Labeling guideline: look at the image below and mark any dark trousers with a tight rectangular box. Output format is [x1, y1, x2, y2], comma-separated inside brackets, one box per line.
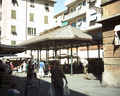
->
[54, 86, 63, 96]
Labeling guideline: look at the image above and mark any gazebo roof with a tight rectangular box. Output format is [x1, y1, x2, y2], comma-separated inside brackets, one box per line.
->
[17, 25, 102, 50]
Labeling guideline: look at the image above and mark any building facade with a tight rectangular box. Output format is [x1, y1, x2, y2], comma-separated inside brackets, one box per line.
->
[64, 0, 102, 36]
[0, 0, 56, 45]
[98, 0, 120, 88]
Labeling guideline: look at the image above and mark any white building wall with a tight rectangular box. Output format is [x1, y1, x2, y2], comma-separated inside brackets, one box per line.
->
[0, 0, 55, 45]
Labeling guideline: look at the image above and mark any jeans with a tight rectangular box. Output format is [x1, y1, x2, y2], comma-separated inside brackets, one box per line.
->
[39, 68, 44, 76]
[54, 86, 63, 96]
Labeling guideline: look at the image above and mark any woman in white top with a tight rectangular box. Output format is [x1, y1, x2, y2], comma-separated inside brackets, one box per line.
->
[20, 61, 26, 73]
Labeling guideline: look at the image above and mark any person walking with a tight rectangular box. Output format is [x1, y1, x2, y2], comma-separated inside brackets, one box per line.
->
[27, 60, 34, 85]
[22, 61, 26, 73]
[45, 62, 51, 78]
[51, 60, 68, 96]
[20, 61, 26, 73]
[38, 59, 45, 78]
[83, 58, 89, 79]
[10, 62, 14, 71]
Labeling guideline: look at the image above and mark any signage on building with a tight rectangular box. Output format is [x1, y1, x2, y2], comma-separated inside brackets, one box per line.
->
[61, 21, 68, 27]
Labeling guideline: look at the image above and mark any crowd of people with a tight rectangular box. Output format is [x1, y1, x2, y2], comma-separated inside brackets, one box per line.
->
[0, 57, 89, 96]
[0, 59, 15, 74]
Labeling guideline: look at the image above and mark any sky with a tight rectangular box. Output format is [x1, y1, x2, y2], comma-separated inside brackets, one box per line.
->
[54, 0, 67, 15]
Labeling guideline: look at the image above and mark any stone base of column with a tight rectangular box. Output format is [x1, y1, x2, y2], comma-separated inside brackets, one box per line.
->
[102, 65, 120, 88]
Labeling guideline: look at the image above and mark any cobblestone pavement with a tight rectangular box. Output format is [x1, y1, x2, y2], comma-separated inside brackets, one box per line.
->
[0, 73, 120, 96]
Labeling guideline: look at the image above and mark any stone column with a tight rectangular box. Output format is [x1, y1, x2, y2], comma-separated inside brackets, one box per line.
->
[102, 30, 120, 88]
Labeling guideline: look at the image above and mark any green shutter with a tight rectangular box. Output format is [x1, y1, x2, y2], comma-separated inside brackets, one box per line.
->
[11, 25, 16, 32]
[30, 13, 34, 21]
[11, 10, 16, 19]
[34, 28, 36, 36]
[44, 16, 48, 23]
[11, 41, 16, 46]
[0, 12, 1, 20]
[14, 26, 16, 32]
[28, 27, 30, 35]
[11, 10, 13, 18]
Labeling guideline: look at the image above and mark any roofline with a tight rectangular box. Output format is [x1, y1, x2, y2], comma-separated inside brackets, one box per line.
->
[54, 9, 68, 18]
[40, 0, 57, 4]
[97, 13, 120, 24]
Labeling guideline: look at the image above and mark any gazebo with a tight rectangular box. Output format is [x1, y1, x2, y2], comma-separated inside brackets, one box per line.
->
[17, 25, 102, 74]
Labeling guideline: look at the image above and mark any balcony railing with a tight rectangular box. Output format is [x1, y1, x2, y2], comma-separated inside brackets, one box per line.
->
[63, 7, 87, 21]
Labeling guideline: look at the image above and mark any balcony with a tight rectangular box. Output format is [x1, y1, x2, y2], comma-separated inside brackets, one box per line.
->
[63, 7, 87, 21]
[64, 0, 79, 7]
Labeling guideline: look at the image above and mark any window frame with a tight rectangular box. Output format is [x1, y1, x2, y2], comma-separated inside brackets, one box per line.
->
[11, 25, 16, 33]
[71, 22, 76, 28]
[11, 41, 16, 46]
[83, 1, 86, 6]
[30, 0, 34, 8]
[28, 27, 36, 36]
[44, 16, 48, 24]
[0, 12, 2, 20]
[30, 13, 34, 21]
[11, 10, 16, 19]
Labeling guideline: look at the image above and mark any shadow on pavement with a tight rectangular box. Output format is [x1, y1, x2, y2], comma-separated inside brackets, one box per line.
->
[0, 74, 89, 96]
[92, 72, 102, 83]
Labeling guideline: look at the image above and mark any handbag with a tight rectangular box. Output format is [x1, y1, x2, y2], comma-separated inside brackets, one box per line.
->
[63, 83, 70, 96]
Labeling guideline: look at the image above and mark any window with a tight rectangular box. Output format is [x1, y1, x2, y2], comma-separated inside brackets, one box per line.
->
[0, 12, 2, 20]
[71, 22, 76, 28]
[11, 10, 16, 19]
[96, 32, 102, 37]
[83, 17, 86, 22]
[44, 16, 48, 24]
[77, 19, 82, 29]
[11, 25, 16, 32]
[83, 1, 86, 6]
[0, 27, 1, 35]
[77, 3, 81, 10]
[83, 17, 87, 29]
[11, 25, 17, 35]
[30, 0, 34, 8]
[30, 13, 34, 21]
[28, 27, 36, 36]
[91, 13, 97, 21]
[90, 13, 97, 26]
[11, 41, 16, 46]
[71, 8, 76, 12]
[45, 3, 49, 12]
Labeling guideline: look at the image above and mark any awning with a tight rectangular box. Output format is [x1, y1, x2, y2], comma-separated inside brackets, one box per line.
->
[3, 53, 31, 58]
[0, 44, 27, 56]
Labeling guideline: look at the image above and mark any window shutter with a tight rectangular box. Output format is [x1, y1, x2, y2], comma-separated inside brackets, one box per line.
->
[11, 10, 16, 18]
[0, 12, 1, 20]
[34, 28, 36, 36]
[11, 25, 13, 32]
[30, 13, 34, 21]
[11, 10, 13, 18]
[14, 11, 16, 18]
[11, 41, 16, 46]
[44, 16, 48, 23]
[14, 26, 16, 32]
[28, 27, 30, 35]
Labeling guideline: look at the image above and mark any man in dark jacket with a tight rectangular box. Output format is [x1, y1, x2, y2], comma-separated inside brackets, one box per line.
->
[51, 60, 68, 96]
